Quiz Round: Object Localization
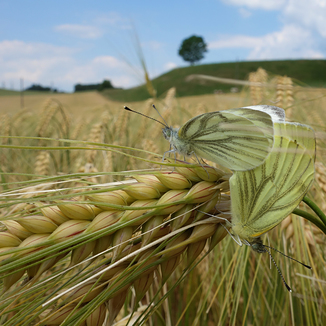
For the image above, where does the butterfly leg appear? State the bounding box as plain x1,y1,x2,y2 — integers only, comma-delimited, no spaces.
197,210,243,246
161,149,178,172
191,151,211,178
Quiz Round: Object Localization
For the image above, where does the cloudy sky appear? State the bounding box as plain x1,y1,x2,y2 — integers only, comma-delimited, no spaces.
1,0,325,92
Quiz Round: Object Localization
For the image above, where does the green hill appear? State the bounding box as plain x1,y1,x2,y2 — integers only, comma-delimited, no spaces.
103,59,326,102
0,89,22,96
0,89,54,96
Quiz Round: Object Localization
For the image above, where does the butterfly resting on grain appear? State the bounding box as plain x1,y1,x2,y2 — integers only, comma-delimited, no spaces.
126,105,316,291
203,120,316,291
124,105,285,171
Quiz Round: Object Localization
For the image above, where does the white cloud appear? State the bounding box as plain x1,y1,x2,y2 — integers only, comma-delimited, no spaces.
247,25,324,60
223,0,326,39
54,24,102,39
63,56,130,86
222,0,286,10
0,40,74,58
209,25,324,60
283,0,326,37
0,40,135,91
218,0,326,61
209,35,260,49
164,62,177,70
0,40,74,85
92,56,124,68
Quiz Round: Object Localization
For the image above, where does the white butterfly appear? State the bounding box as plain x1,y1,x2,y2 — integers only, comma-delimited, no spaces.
229,121,316,249
161,105,285,171
207,121,316,291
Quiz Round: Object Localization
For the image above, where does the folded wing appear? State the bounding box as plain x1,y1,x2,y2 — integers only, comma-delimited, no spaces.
230,121,315,241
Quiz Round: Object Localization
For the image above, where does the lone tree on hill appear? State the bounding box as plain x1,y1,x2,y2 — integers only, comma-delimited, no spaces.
178,35,207,65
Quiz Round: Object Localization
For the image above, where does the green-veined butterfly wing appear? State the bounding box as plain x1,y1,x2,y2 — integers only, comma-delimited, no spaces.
230,121,316,243
174,106,285,171
230,105,285,127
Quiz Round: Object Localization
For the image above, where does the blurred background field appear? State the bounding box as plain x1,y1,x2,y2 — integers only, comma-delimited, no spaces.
1,65,326,325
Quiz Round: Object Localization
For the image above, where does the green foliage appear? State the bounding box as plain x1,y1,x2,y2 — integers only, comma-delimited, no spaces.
98,79,114,91
26,84,57,92
74,79,114,92
178,35,207,65
0,88,55,96
103,59,326,102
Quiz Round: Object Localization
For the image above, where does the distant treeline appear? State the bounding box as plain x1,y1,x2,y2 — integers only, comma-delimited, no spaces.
74,80,114,92
25,84,58,92
24,79,116,93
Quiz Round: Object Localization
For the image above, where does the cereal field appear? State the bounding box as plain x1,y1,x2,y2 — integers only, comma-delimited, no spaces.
0,70,326,325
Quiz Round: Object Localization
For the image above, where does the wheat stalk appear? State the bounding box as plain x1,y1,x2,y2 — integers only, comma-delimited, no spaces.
71,119,85,140
86,123,104,164
0,113,10,145
34,151,51,176
0,165,229,325
163,87,176,110
275,76,294,116
37,100,58,137
284,76,294,117
134,99,154,143
194,103,207,116
113,108,130,143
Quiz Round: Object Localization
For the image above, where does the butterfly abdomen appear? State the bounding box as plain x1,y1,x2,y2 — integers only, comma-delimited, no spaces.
231,222,255,241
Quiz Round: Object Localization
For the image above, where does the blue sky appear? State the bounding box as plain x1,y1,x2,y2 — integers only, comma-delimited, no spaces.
1,0,325,92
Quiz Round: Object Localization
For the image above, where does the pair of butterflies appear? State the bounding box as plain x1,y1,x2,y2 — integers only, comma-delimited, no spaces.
159,105,315,250
126,104,315,267
159,105,316,291
126,105,315,247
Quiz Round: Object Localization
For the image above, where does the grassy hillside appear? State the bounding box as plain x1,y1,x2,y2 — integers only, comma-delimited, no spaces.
0,89,21,96
103,59,326,102
0,89,54,96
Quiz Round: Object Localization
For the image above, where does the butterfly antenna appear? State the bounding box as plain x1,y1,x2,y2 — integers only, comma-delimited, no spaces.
152,104,169,127
263,247,292,292
124,106,167,128
262,244,312,269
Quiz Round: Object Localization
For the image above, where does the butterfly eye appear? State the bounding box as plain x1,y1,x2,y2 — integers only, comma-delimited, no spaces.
162,128,171,139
